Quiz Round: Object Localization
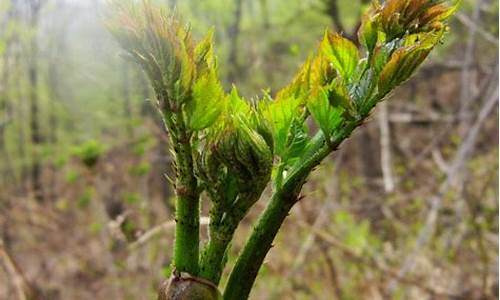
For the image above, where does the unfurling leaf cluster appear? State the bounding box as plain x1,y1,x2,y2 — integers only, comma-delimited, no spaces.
107,0,457,297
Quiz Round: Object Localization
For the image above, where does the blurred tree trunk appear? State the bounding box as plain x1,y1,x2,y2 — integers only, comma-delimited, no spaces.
15,49,28,194
357,128,381,186
7,0,28,194
27,0,43,201
0,3,17,187
47,7,66,145
325,0,345,34
46,0,68,200
226,0,244,84
0,49,15,187
258,0,270,29
324,0,369,42
47,61,59,146
167,0,176,9
458,0,482,135
378,102,395,192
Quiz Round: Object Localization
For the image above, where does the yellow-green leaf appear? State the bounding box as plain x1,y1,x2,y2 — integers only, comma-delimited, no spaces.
227,86,251,116
320,31,359,81
378,32,442,96
358,14,378,54
195,29,216,77
187,71,224,130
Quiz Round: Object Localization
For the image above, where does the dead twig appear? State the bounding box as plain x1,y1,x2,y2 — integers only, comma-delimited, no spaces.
128,217,210,251
0,239,40,300
455,12,498,45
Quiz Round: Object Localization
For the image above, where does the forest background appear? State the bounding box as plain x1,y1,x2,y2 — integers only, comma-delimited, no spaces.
0,0,498,299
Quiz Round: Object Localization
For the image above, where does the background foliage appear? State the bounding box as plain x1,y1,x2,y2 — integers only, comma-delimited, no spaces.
0,0,498,299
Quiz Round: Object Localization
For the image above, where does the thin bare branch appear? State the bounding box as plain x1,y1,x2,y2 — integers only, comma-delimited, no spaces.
0,239,39,300
128,217,210,251
456,12,498,45
378,102,395,193
387,84,499,295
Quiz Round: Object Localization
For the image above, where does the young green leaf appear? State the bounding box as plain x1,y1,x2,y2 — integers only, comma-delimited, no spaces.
349,67,378,116
178,37,196,94
282,120,310,167
194,29,216,77
206,109,272,185
370,42,396,75
358,13,378,55
375,0,459,40
307,88,343,138
227,87,251,116
235,117,273,178
277,54,335,101
187,71,225,131
260,96,303,158
328,78,352,110
320,31,359,81
378,31,442,96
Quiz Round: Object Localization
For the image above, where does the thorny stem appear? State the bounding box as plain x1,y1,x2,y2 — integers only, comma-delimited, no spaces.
199,189,264,284
223,123,357,300
161,92,201,276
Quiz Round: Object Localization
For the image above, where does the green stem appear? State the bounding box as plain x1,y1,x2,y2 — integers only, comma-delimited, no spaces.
223,124,356,300
198,182,234,283
199,227,231,283
174,189,200,274
222,189,296,300
200,189,264,284
170,110,201,275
